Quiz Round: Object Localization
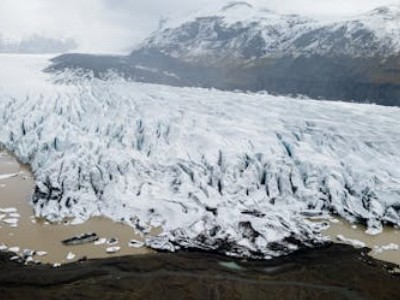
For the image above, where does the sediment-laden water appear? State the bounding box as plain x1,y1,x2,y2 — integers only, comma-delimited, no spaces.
0,151,158,264
323,218,399,265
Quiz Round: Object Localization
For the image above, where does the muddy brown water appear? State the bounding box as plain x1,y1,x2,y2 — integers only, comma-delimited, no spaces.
323,218,399,265
0,150,157,265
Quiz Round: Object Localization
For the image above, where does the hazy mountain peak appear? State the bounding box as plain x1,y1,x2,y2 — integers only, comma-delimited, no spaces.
369,3,400,16
221,1,253,12
145,1,400,62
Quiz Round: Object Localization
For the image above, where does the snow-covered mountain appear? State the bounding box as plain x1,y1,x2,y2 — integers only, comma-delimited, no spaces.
144,1,400,61
47,2,400,106
1,55,400,259
0,35,77,54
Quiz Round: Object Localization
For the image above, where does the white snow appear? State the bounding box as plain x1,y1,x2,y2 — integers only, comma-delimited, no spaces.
147,1,400,60
0,54,400,258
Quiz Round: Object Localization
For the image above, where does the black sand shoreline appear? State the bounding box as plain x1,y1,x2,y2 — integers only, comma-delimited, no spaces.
0,244,399,300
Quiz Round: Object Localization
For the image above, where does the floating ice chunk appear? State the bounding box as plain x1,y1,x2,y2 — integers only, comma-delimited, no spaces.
365,227,383,236
8,213,21,218
381,243,399,251
53,263,61,268
106,246,121,254
0,173,18,180
22,249,35,257
128,240,145,248
374,243,399,254
107,238,119,246
66,252,76,260
219,261,244,271
94,238,107,246
62,233,99,246
336,235,366,248
351,225,358,229
36,251,48,257
0,208,17,214
8,247,20,253
2,218,19,225
147,236,176,252
330,218,340,224
0,244,7,251
25,256,34,264
373,247,384,254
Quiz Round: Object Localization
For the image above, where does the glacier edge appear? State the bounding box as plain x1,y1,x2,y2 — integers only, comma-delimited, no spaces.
1,59,400,259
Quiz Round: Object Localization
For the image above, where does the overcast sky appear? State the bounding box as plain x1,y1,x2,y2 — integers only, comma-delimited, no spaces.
0,0,398,53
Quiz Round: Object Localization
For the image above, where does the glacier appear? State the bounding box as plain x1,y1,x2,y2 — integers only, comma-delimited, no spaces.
1,54,400,258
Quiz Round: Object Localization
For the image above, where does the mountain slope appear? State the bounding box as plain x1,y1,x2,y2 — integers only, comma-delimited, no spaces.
47,2,400,105
145,2,400,61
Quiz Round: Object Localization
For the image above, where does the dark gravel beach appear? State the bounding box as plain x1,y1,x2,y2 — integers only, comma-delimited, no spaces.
0,244,399,300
